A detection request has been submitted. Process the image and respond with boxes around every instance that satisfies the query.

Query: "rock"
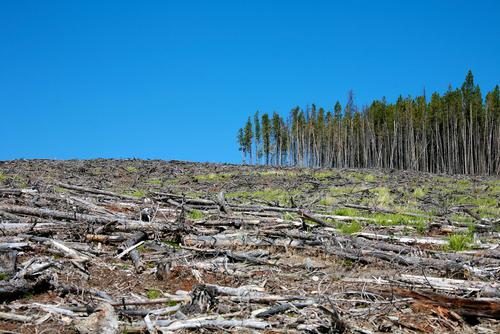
[74,303,118,334]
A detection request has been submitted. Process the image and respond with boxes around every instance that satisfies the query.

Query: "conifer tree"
[254,111,261,165]
[244,117,253,164]
[261,113,271,165]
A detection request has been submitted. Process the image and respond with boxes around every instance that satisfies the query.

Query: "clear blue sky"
[1,1,499,163]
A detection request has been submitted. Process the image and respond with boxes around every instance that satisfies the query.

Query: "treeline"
[237,71,499,175]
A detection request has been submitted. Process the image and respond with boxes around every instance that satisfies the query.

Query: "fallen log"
[393,288,500,319]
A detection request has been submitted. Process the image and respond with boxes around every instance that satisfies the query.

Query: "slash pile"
[0,159,499,333]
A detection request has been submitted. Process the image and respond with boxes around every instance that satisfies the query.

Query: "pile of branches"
[0,168,499,333]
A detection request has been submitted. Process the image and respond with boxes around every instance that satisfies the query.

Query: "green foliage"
[147,179,162,185]
[444,233,473,252]
[371,187,393,207]
[373,213,416,226]
[364,174,376,182]
[332,208,360,217]
[162,239,181,249]
[146,289,162,299]
[282,211,296,221]
[129,189,146,198]
[188,210,204,220]
[314,171,333,179]
[194,173,231,182]
[258,170,298,178]
[413,221,427,234]
[413,187,426,199]
[126,166,138,173]
[0,172,7,182]
[338,221,362,234]
[0,273,8,281]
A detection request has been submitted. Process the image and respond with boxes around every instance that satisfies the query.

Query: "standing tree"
[261,113,271,165]
[237,128,245,164]
[254,111,261,165]
[244,117,253,164]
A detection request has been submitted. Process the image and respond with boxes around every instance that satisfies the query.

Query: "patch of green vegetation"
[337,221,362,234]
[165,300,178,307]
[372,213,419,226]
[413,187,426,199]
[341,259,353,268]
[54,186,68,193]
[162,239,181,249]
[319,196,336,206]
[314,171,333,179]
[454,195,496,207]
[126,166,138,173]
[188,210,204,220]
[444,233,473,252]
[92,167,103,175]
[146,289,161,299]
[371,187,393,207]
[147,179,162,185]
[194,173,232,182]
[434,176,454,183]
[128,189,146,198]
[331,208,360,217]
[282,211,296,221]
[22,292,34,300]
[0,273,9,280]
[259,170,299,178]
[412,221,427,235]
[0,172,7,182]
[347,171,366,181]
[450,213,474,224]
[487,181,500,196]
[137,244,151,253]
[364,174,376,182]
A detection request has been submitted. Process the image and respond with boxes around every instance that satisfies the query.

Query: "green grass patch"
[258,170,298,177]
[126,166,138,173]
[146,289,162,299]
[0,172,7,182]
[282,211,296,221]
[162,239,181,249]
[413,187,426,199]
[372,213,419,226]
[188,210,204,220]
[444,233,473,252]
[337,221,362,234]
[412,221,427,234]
[0,273,9,281]
[331,208,360,217]
[364,174,376,182]
[371,187,393,207]
[194,173,231,182]
[128,189,146,198]
[314,171,333,179]
[147,179,162,185]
